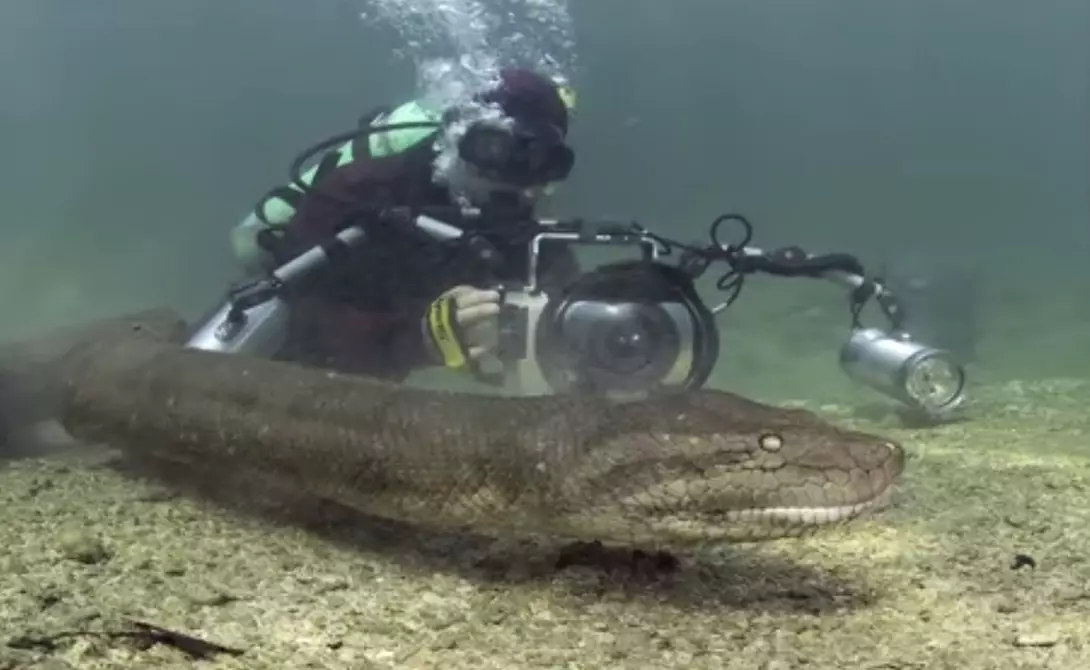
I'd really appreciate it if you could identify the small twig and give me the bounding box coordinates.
[8,619,245,661]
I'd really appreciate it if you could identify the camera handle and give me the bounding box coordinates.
[521,222,662,294]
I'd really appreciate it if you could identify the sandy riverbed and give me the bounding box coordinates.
[2,378,1089,669]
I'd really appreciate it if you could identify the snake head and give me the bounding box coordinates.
[542,392,906,546]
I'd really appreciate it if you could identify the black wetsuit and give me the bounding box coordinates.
[274,138,576,380]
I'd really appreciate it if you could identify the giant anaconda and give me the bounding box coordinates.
[3,308,904,547]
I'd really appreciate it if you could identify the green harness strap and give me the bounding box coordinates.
[255,100,441,227]
[230,100,442,272]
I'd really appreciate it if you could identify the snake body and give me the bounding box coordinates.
[6,309,905,547]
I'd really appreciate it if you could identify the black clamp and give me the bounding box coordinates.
[849,277,908,332]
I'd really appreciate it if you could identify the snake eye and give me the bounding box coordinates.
[758,433,783,452]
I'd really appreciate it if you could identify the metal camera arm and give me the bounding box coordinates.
[724,245,908,333]
[703,240,966,420]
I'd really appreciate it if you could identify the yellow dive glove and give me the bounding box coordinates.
[423,285,502,371]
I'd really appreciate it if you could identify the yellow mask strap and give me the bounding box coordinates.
[557,84,577,114]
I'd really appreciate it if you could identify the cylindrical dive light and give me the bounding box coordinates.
[839,327,966,418]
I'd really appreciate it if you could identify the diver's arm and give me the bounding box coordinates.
[293,297,435,381]
[278,159,394,258]
[274,159,439,378]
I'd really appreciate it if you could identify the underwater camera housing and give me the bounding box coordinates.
[185,196,968,421]
[191,113,968,418]
[490,222,720,398]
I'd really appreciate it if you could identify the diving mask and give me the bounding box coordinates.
[458,118,574,188]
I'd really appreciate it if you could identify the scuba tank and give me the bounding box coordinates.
[230,100,444,275]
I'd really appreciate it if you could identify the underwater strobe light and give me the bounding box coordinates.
[839,327,967,419]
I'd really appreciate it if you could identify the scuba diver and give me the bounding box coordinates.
[227,67,579,381]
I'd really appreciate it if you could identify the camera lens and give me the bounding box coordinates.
[593,319,655,375]
[538,292,691,395]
